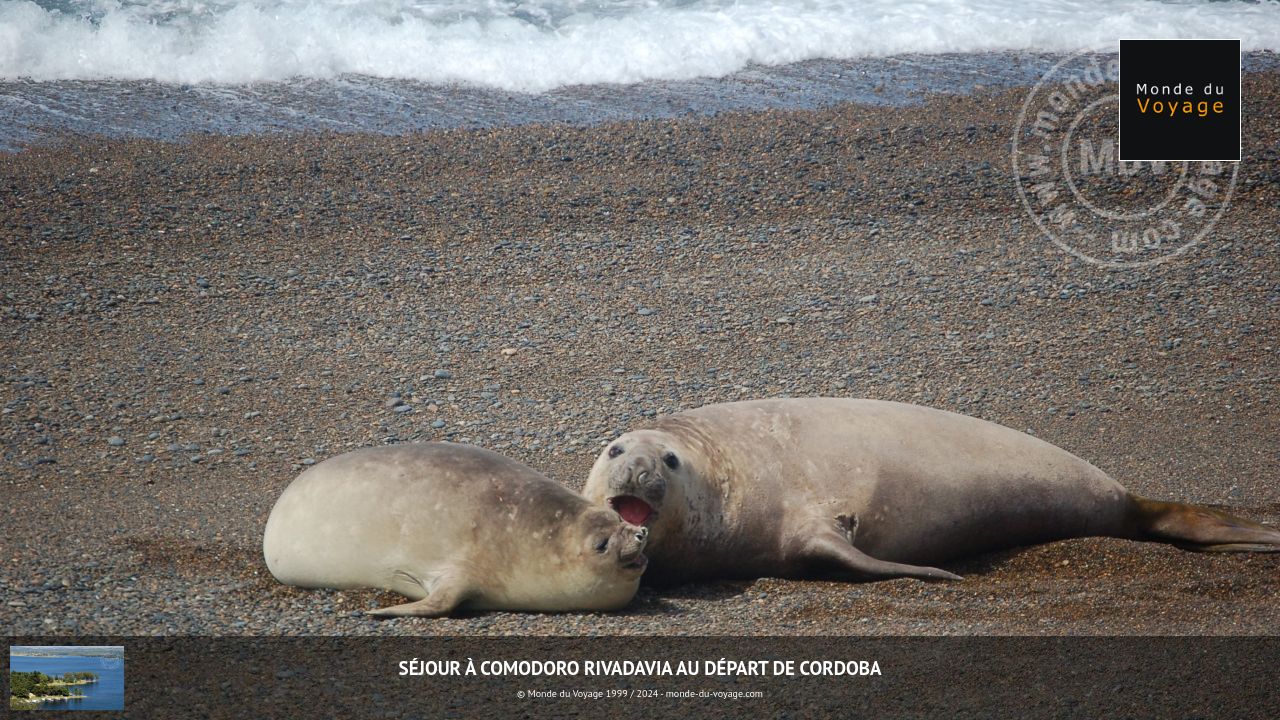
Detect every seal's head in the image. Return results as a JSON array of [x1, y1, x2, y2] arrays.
[[543, 507, 649, 611], [584, 429, 692, 548]]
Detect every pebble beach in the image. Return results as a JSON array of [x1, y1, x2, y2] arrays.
[[2, 69, 1279, 637]]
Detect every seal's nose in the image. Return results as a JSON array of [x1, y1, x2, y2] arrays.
[[620, 455, 656, 486]]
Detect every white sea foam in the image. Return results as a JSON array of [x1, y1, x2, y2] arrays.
[[1, 0, 1277, 89]]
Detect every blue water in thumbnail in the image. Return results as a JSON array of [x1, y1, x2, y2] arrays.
[[10, 653, 125, 711]]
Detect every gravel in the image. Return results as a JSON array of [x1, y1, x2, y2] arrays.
[[1, 75, 1278, 637]]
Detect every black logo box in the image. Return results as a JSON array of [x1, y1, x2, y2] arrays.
[[1119, 39, 1241, 162]]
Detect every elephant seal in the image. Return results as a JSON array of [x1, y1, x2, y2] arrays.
[[264, 442, 649, 617], [584, 398, 1280, 586]]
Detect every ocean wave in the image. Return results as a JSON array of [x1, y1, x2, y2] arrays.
[[1, 0, 1278, 89]]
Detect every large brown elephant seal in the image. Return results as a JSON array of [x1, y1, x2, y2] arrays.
[[583, 398, 1280, 586], [264, 442, 649, 617]]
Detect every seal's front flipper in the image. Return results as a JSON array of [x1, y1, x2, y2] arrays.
[[367, 577, 467, 619], [1128, 496, 1280, 553], [804, 531, 962, 582]]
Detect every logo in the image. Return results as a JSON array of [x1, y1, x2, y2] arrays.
[[1119, 39, 1241, 162], [1012, 53, 1237, 268]]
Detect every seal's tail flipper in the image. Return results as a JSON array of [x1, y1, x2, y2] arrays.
[[1128, 496, 1280, 552]]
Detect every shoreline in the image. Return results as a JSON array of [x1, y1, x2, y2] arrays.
[[25, 693, 89, 702], [4, 51, 1277, 153], [11, 693, 90, 711]]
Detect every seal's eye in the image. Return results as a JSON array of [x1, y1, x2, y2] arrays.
[[662, 452, 680, 470], [607, 445, 623, 459], [595, 538, 610, 554]]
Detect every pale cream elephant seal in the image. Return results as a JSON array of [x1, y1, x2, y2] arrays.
[[584, 398, 1280, 586], [264, 442, 649, 617]]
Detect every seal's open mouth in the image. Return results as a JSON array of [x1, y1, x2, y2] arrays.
[[610, 495, 654, 526]]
